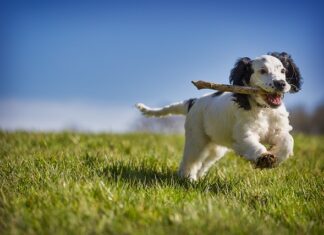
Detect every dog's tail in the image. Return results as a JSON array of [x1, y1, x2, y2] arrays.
[[136, 99, 196, 117]]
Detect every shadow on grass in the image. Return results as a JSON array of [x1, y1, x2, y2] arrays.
[[99, 161, 236, 195]]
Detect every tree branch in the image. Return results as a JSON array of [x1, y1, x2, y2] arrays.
[[191, 80, 268, 95]]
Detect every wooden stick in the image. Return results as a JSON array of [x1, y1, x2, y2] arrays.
[[191, 80, 268, 95]]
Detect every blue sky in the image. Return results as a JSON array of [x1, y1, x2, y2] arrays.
[[1, 0, 323, 131]]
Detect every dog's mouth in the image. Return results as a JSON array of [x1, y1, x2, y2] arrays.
[[262, 93, 283, 107]]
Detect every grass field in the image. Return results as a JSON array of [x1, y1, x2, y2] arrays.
[[0, 132, 323, 235]]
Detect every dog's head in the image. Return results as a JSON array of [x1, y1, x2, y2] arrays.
[[229, 52, 302, 110]]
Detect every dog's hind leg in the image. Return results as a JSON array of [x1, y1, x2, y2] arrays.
[[179, 130, 210, 181], [196, 145, 228, 179]]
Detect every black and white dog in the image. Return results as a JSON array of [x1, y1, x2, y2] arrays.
[[136, 52, 302, 180]]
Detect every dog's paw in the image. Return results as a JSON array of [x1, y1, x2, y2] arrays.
[[255, 153, 278, 169]]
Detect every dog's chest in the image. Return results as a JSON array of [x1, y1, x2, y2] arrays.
[[251, 109, 283, 141]]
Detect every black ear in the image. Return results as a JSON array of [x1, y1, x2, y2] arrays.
[[269, 52, 302, 93], [229, 57, 253, 110], [229, 57, 253, 86]]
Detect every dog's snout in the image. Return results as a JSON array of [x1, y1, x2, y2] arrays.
[[273, 80, 286, 91]]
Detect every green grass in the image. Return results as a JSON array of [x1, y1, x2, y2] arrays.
[[0, 132, 323, 235]]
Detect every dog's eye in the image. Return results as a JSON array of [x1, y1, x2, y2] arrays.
[[281, 68, 286, 74], [260, 68, 267, 74]]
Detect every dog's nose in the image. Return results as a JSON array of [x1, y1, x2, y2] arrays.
[[273, 80, 286, 91]]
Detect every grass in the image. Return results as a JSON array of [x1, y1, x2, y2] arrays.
[[0, 132, 323, 235]]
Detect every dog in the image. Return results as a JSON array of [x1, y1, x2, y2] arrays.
[[136, 52, 302, 181]]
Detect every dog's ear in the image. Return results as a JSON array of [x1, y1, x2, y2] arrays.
[[269, 52, 302, 93], [229, 57, 253, 110], [229, 57, 253, 86]]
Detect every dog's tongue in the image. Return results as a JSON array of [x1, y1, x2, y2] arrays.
[[266, 94, 282, 106]]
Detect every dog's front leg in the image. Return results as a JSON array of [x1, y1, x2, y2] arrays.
[[269, 132, 294, 163], [233, 129, 276, 168]]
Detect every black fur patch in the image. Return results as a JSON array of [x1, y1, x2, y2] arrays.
[[212, 91, 224, 97], [187, 98, 197, 112], [268, 52, 302, 93], [229, 57, 253, 110], [232, 94, 251, 110]]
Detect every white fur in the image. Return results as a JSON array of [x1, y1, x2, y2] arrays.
[[136, 55, 294, 181]]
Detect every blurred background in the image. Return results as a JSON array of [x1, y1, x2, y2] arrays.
[[1, 0, 323, 134]]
